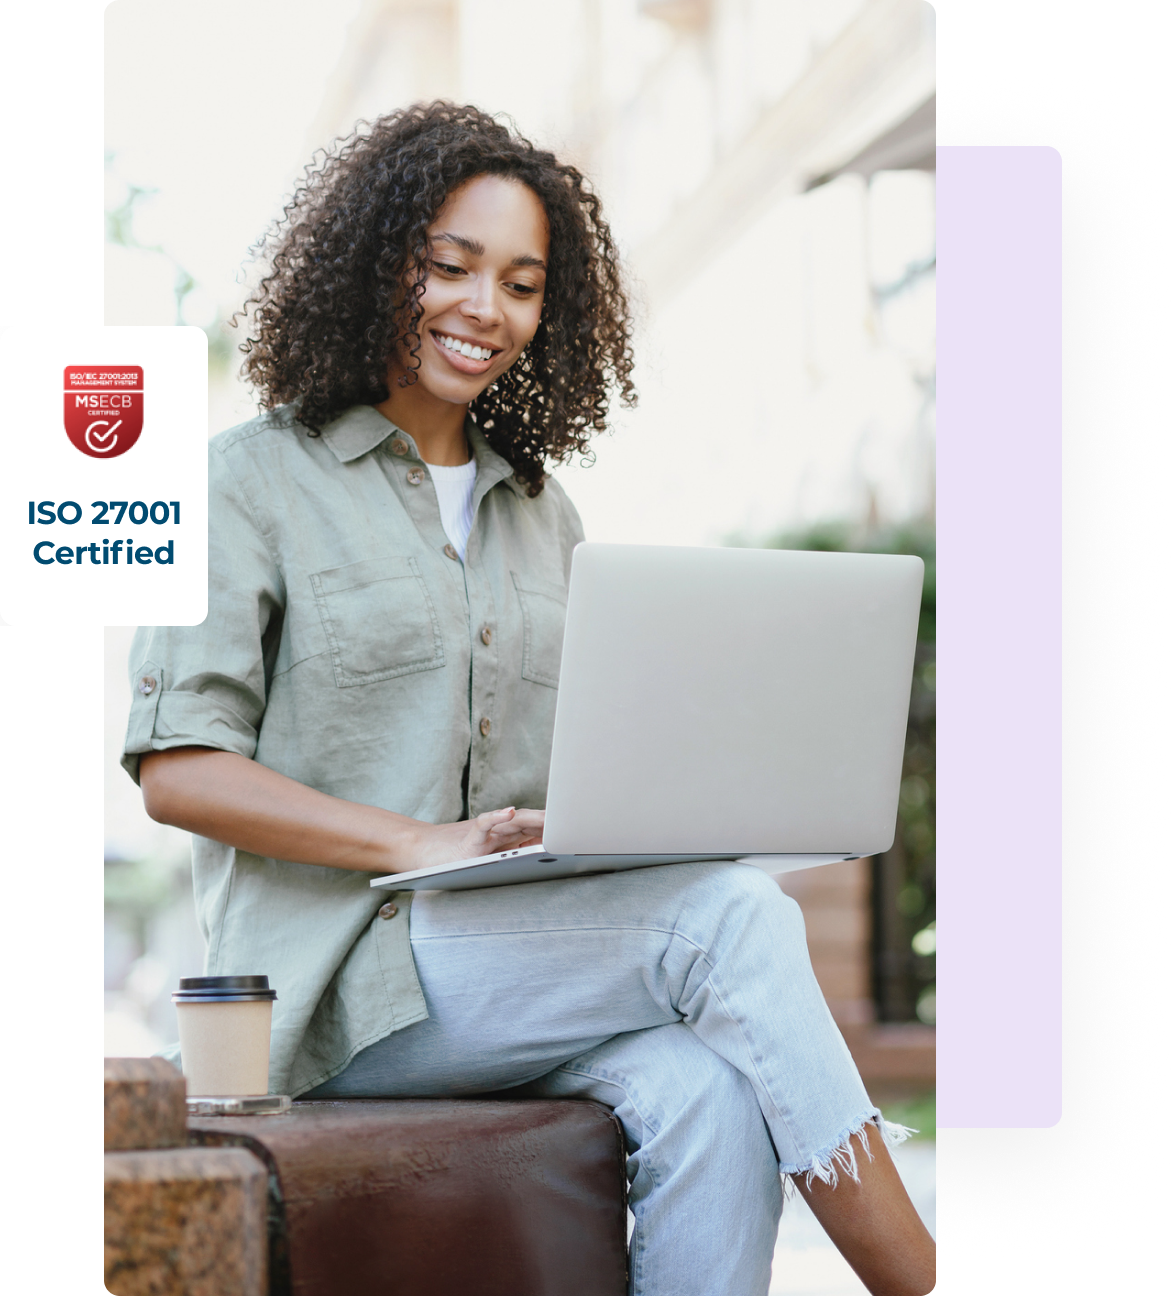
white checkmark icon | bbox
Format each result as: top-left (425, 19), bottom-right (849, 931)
top-left (86, 419), bottom-right (122, 453)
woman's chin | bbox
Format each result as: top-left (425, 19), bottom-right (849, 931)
top-left (415, 367), bottom-right (496, 406)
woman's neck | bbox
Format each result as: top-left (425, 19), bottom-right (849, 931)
top-left (374, 385), bottom-right (471, 466)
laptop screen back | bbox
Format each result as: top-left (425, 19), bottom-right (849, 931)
top-left (542, 544), bottom-right (923, 857)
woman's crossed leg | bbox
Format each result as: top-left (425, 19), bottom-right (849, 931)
top-left (308, 860), bottom-right (934, 1295)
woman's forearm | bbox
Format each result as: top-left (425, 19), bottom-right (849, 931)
top-left (139, 747), bottom-right (424, 872)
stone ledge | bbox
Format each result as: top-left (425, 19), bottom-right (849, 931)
top-left (105, 1146), bottom-right (267, 1296)
top-left (105, 1057), bottom-right (187, 1152)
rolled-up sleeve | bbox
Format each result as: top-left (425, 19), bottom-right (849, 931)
top-left (121, 442), bottom-right (286, 784)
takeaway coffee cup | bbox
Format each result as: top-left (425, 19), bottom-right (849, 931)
top-left (172, 975), bottom-right (277, 1098)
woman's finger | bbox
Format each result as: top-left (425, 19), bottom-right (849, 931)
top-left (487, 808), bottom-right (543, 832)
top-left (484, 811), bottom-right (543, 837)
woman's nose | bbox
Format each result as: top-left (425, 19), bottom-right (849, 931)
top-left (460, 278), bottom-right (503, 325)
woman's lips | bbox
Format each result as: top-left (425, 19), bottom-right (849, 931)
top-left (430, 330), bottom-right (499, 376)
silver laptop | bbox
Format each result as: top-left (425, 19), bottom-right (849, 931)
top-left (371, 543), bottom-right (923, 893)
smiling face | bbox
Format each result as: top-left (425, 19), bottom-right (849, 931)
top-left (389, 173), bottom-right (550, 413)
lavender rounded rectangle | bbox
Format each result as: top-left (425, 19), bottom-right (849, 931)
top-left (937, 146), bottom-right (1062, 1127)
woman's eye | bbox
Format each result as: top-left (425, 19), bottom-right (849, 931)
top-left (508, 282), bottom-right (540, 296)
top-left (433, 261), bottom-right (465, 276)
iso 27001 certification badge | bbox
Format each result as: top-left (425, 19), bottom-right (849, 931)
top-left (0, 325), bottom-right (207, 626)
top-left (63, 365), bottom-right (144, 458)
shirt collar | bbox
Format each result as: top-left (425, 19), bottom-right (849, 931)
top-left (317, 405), bottom-right (401, 463)
top-left (318, 405), bottom-right (529, 498)
top-left (466, 418), bottom-right (529, 499)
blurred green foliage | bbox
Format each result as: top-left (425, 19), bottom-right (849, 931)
top-left (881, 1091), bottom-right (936, 1141)
top-left (729, 519), bottom-right (936, 1024)
top-left (104, 856), bottom-right (175, 911)
top-left (105, 853), bottom-right (189, 955)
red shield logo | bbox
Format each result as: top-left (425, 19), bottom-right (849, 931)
top-left (63, 366), bottom-right (143, 458)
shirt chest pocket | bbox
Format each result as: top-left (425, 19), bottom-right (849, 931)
top-left (311, 556), bottom-right (445, 687)
top-left (511, 571), bottom-right (568, 689)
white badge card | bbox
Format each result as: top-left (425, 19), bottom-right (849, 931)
top-left (0, 326), bottom-right (208, 626)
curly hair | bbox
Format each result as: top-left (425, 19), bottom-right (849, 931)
top-left (238, 102), bottom-right (636, 495)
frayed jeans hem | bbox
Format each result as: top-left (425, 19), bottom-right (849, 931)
top-left (781, 1108), bottom-right (915, 1195)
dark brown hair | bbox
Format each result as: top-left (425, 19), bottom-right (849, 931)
top-left (238, 102), bottom-right (636, 495)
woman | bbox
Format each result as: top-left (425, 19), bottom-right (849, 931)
top-left (125, 103), bottom-right (934, 1296)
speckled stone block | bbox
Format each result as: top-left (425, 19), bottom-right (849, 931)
top-left (105, 1146), bottom-right (267, 1296)
top-left (105, 1057), bottom-right (187, 1152)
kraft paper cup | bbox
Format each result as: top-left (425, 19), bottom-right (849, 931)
top-left (172, 975), bottom-right (277, 1098)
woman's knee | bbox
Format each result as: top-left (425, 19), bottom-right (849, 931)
top-left (724, 860), bottom-right (798, 907)
top-left (681, 860), bottom-right (807, 947)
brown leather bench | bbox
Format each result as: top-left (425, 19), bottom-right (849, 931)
top-left (189, 1098), bottom-right (629, 1296)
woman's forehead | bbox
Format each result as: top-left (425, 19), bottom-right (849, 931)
top-left (430, 175), bottom-right (549, 260)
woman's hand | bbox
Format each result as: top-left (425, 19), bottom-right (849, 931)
top-left (412, 807), bottom-right (545, 871)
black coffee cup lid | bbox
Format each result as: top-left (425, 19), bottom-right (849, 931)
top-left (172, 974), bottom-right (277, 1003)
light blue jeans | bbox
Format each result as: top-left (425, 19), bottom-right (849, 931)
top-left (306, 861), bottom-right (898, 1296)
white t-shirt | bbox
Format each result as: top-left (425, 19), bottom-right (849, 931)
top-left (426, 457), bottom-right (478, 560)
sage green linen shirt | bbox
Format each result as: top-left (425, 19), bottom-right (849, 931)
top-left (122, 403), bottom-right (584, 1096)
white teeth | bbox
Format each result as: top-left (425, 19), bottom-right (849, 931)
top-left (438, 334), bottom-right (492, 362)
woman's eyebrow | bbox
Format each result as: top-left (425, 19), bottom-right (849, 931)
top-left (432, 232), bottom-right (546, 271)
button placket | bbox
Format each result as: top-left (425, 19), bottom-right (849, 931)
top-left (462, 557), bottom-right (499, 815)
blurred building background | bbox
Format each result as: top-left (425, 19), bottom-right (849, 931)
top-left (105, 0), bottom-right (934, 1114)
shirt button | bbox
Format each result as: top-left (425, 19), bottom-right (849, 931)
top-left (480, 626), bottom-right (492, 646)
top-left (479, 717), bottom-right (491, 737)
top-left (406, 468), bottom-right (425, 485)
top-left (444, 543), bottom-right (459, 561)
top-left (137, 676), bottom-right (157, 696)
top-left (390, 439), bottom-right (408, 456)
top-left (378, 902), bottom-right (399, 920)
